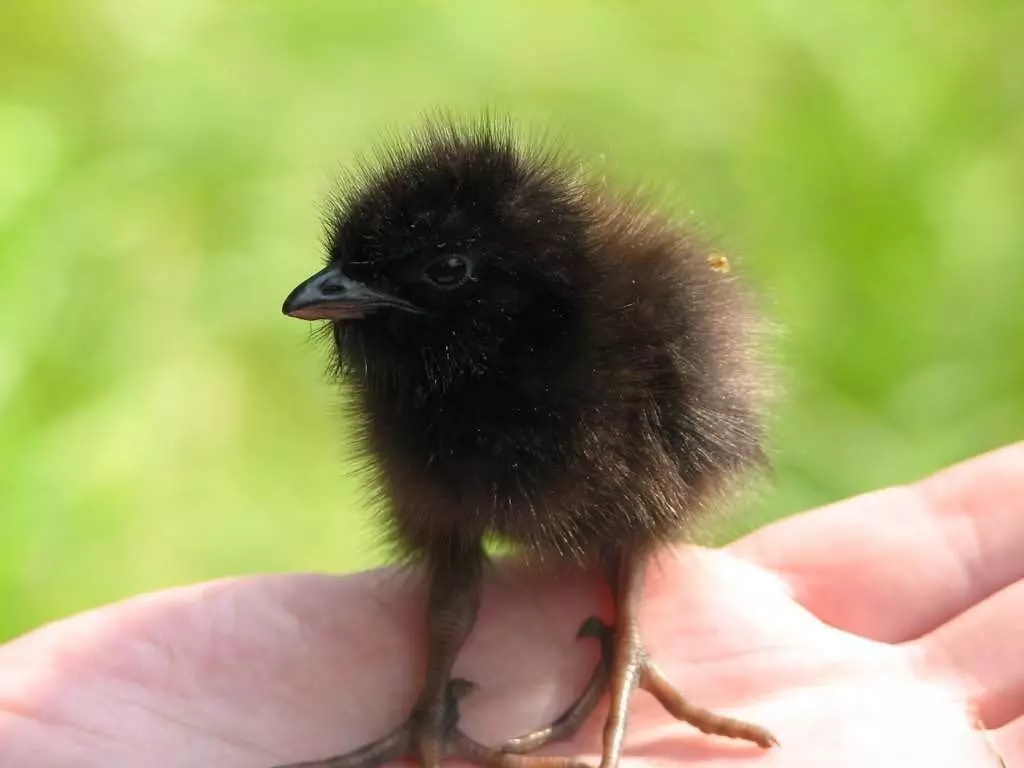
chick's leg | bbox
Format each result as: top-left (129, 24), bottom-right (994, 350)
top-left (501, 549), bottom-right (778, 768)
top-left (273, 538), bottom-right (588, 768)
top-left (600, 547), bottom-right (778, 768)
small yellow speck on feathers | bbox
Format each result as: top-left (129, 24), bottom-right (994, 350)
top-left (708, 253), bottom-right (731, 273)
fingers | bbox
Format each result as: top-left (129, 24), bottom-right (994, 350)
top-left (731, 442), bottom-right (1024, 643)
top-left (913, 576), bottom-right (1024, 730)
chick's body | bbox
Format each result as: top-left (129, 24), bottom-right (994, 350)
top-left (279, 117), bottom-right (776, 768)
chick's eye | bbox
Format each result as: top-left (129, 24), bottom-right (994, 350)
top-left (422, 254), bottom-right (473, 289)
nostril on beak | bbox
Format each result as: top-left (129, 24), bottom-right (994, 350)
top-left (319, 277), bottom-right (348, 296)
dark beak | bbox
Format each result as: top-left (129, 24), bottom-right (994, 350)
top-left (282, 263), bottom-right (420, 320)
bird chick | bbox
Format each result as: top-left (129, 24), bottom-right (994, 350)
top-left (278, 116), bottom-right (777, 768)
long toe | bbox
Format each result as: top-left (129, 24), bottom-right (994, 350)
top-left (500, 616), bottom-right (612, 755)
top-left (270, 676), bottom-right (597, 768)
top-left (639, 657), bottom-right (778, 748)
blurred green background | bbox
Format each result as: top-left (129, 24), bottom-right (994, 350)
top-left (1, 1), bottom-right (1021, 642)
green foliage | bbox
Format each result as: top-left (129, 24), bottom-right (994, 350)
top-left (1, 1), bottom-right (1021, 640)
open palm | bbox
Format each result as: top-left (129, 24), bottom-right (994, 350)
top-left (2, 444), bottom-right (1021, 767)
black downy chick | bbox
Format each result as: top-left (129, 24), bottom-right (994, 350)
top-left (278, 116), bottom-right (778, 768)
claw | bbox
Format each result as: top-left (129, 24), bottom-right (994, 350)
top-left (576, 616), bottom-right (611, 640)
top-left (448, 678), bottom-right (480, 701)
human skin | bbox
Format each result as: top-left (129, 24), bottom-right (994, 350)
top-left (1, 443), bottom-right (1020, 767)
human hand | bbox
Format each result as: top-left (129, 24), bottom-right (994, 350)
top-left (2, 444), bottom-right (1021, 767)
